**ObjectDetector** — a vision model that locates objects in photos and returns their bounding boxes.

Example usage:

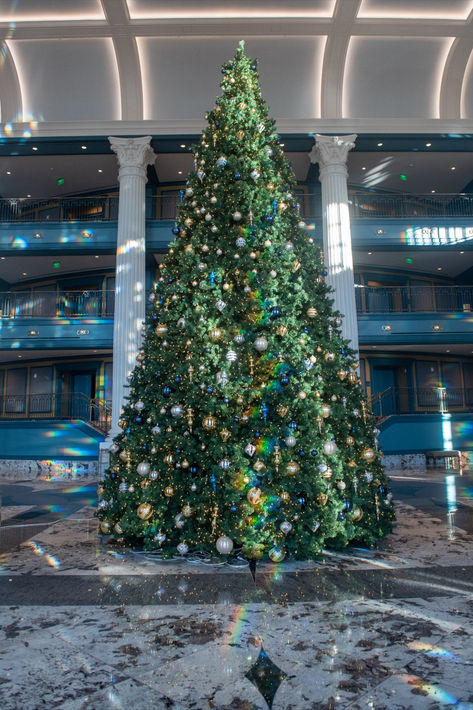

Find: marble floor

[1,476,473,709]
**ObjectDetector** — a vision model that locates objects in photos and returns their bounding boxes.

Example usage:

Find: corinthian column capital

[309,134,357,179]
[109,135,156,180]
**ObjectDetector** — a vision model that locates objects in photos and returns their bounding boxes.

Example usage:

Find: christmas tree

[98,42,395,561]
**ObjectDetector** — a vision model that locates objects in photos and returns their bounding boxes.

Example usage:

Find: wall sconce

[81,230,94,239]
[28,329,39,335]
[376,229,385,235]
[381,325,392,331]
[33,232,42,239]
[76,329,89,335]
[433,324,441,331]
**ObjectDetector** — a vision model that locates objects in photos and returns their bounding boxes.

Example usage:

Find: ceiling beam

[0,41,22,122]
[439,9,473,119]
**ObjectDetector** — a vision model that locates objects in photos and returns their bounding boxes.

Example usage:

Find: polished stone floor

[1,473,473,709]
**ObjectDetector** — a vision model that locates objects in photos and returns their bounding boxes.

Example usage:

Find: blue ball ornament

[344,499,353,511]
[234,416,239,422]
[167,277,173,283]
[230,505,237,512]
[270,307,282,319]
[205,347,211,353]
[224,397,229,403]
[172,226,180,235]
[162,386,172,397]
[338,512,345,521]
[251,64,257,70]
[234,172,241,180]
[265,215,273,223]
[311,450,318,456]
[174,376,181,383]
[135,416,142,423]
[190,464,199,474]
[207,386,213,393]
[299,450,305,457]
[221,68,226,74]
[255,432,261,438]
[280,375,289,386]
[288,421,297,430]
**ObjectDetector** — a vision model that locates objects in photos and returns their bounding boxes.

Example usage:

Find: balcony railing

[0,291,115,318]
[350,192,473,219]
[368,386,473,420]
[0,392,111,434]
[355,285,473,314]
[2,192,473,223]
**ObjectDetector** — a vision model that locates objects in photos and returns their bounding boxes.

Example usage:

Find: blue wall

[379,413,473,454]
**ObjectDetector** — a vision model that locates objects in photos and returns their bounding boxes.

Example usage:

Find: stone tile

[57,678,177,710]
[346,673,473,709]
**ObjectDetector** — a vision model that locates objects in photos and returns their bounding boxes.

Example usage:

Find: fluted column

[108,135,156,436]
[309,134,359,353]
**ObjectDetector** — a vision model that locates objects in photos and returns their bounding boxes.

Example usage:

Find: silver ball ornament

[171,404,184,418]
[177,542,188,555]
[280,521,292,534]
[137,461,150,477]
[134,400,145,411]
[323,440,338,455]
[254,336,268,352]
[285,435,296,447]
[216,535,234,555]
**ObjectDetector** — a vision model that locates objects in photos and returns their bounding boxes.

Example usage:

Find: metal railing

[2,192,473,223]
[350,192,473,219]
[0,291,115,318]
[355,285,473,314]
[368,386,473,420]
[0,392,111,434]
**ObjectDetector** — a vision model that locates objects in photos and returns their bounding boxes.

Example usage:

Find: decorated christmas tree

[97,42,395,561]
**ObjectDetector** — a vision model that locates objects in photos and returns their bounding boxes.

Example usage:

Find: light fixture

[425,142,432,147]
[431,190,436,193]
[81,145,87,150]
[0,257,5,260]
[22,272,27,276]
[280,143,285,147]
[32,146,38,151]
[376,229,385,235]
[377,142,383,147]
[180,144,186,148]
[53,261,60,269]
[81,230,93,238]
[6,171,11,175]
[94,255,99,259]
[18,355,22,358]
[446,349,450,353]
[367,251,373,255]
[178,171,183,175]
[433,324,441,331]
[361,166,366,170]
[451,166,456,171]
[28,329,39,336]
[98,169,103,173]
[460,250,465,254]
[437,266,442,270]
[26,194,31,198]
[381,325,392,331]
[76,329,89,336]
[33,232,42,239]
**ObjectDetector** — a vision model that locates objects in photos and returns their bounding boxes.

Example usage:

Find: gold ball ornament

[114,522,123,535]
[347,372,358,384]
[163,453,173,466]
[118,419,126,430]
[97,486,104,497]
[351,362,359,371]
[276,325,288,337]
[307,307,318,318]
[362,448,376,462]
[348,460,357,468]
[164,486,175,498]
[352,507,364,522]
[202,415,217,431]
[137,503,153,520]
[247,487,262,505]
[184,217,193,227]
[317,493,328,506]
[286,461,300,476]
[346,436,355,446]
[298,391,307,400]
[181,459,190,469]
[324,352,335,362]
[280,491,290,503]
[321,404,331,418]
[136,352,145,362]
[182,505,192,517]
[337,369,347,381]
[119,450,129,461]
[155,324,168,338]
[210,328,222,341]
[99,521,111,534]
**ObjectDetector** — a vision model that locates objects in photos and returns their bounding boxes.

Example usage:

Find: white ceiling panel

[127,0,335,19]
[0,0,104,22]
[358,0,473,20]
[138,36,325,120]
[461,49,473,119]
[344,37,453,118]
[7,39,120,122]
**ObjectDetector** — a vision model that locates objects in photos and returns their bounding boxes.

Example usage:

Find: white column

[309,134,359,353]
[108,135,156,436]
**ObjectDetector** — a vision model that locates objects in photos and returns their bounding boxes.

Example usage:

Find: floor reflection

[0,472,473,708]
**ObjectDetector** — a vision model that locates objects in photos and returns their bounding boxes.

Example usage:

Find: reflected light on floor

[28,540,61,568]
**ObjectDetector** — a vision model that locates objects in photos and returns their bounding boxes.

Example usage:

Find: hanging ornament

[216,156,227,168]
[134,401,145,411]
[150,470,158,480]
[216,370,229,386]
[347,372,358,384]
[247,487,262,505]
[155,324,168,338]
[99,521,111,534]
[250,169,260,180]
[220,428,231,442]
[187,407,194,432]
[254,336,268,352]
[210,328,222,341]
[321,404,331,418]
[324,352,335,362]
[268,547,286,563]
[286,461,300,476]
[317,493,328,506]
[202,415,217,430]
[245,443,256,457]
[236,237,246,248]
[306,307,318,318]
[119,450,130,462]
[352,507,364,522]
[276,325,288,337]
[232,211,242,221]
[337,481,346,491]
[362,448,375,462]
[285,435,296,447]
[280,521,292,534]
[137,462,150,477]
[164,486,175,497]
[323,440,338,455]
[273,444,281,471]
[182,505,192,518]
[119,481,127,493]
[234,333,244,344]
[177,542,188,555]
[220,458,231,470]
[154,531,166,544]
[226,350,238,362]
[216,536,234,554]
[277,404,288,417]
[311,520,321,532]
[280,491,290,503]
[137,503,153,520]
[171,404,184,418]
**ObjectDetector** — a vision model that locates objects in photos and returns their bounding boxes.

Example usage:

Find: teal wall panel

[379,414,473,453]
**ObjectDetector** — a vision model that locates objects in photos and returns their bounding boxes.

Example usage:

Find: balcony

[369,386,473,420]
[349,192,473,219]
[0,392,111,434]
[0,290,115,318]
[355,285,473,314]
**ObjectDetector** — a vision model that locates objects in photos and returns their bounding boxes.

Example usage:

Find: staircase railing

[0,392,111,434]
[368,386,473,420]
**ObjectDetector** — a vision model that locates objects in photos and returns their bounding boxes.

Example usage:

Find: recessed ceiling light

[377,142,383,147]
[6,171,11,175]
[431,189,436,193]
[32,146,38,151]
[178,171,183,175]
[1,257,5,260]
[18,355,22,358]
[81,145,87,150]
[437,266,442,270]
[367,251,373,255]
[451,166,456,171]
[94,255,99,259]
[180,144,186,148]
[361,166,366,170]
[280,143,285,147]
[460,250,465,254]
[27,194,31,198]
[446,349,450,353]
[98,169,103,173]
[425,142,432,147]
[22,272,27,276]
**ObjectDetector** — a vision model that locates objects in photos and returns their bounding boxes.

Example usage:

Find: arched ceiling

[1,0,473,137]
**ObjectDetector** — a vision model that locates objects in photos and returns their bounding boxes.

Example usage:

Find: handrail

[355,285,473,314]
[1,192,473,222]
[0,290,115,318]
[0,392,111,434]
[368,386,473,420]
